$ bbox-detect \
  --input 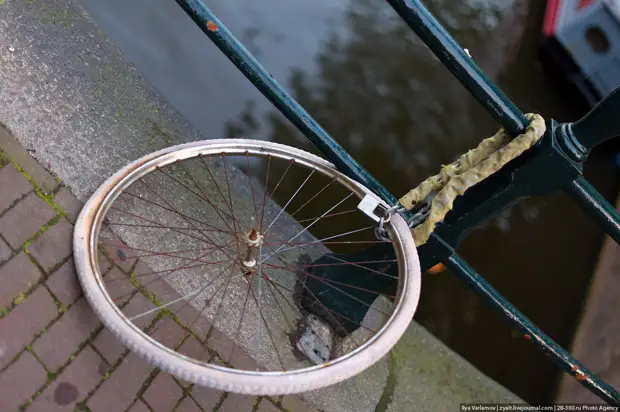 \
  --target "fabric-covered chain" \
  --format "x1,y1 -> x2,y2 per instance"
398,113 -> 546,246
